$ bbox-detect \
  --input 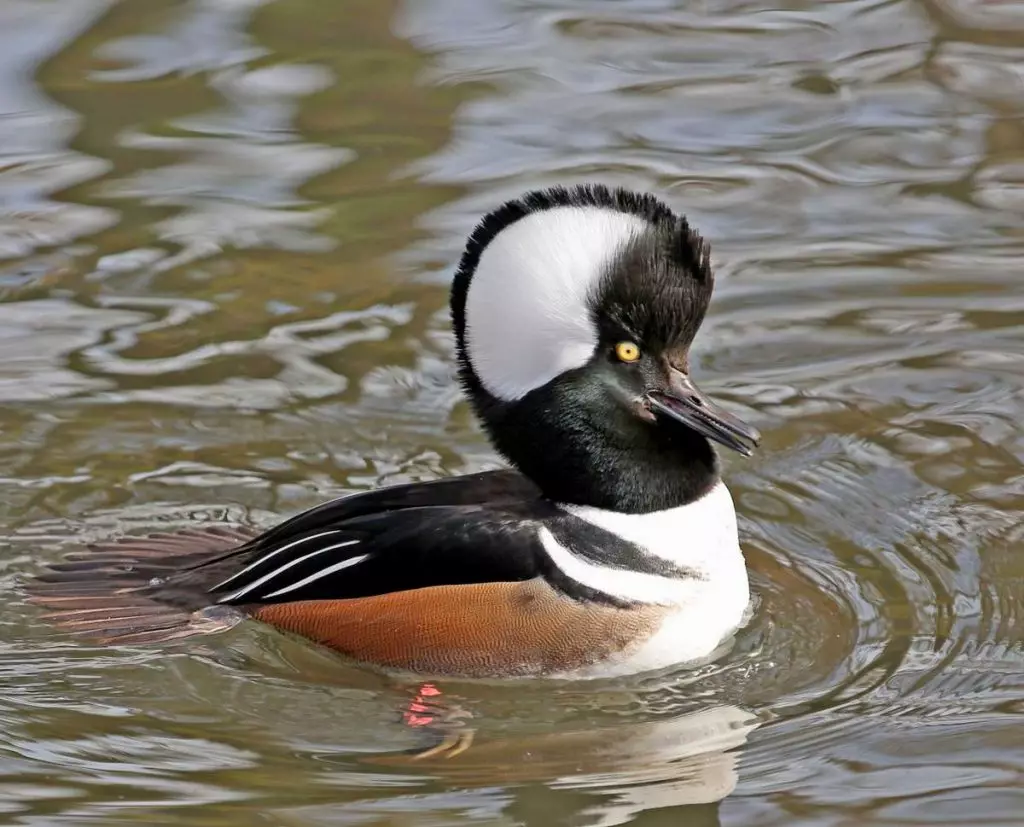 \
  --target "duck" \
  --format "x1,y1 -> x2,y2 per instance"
26,184 -> 760,681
